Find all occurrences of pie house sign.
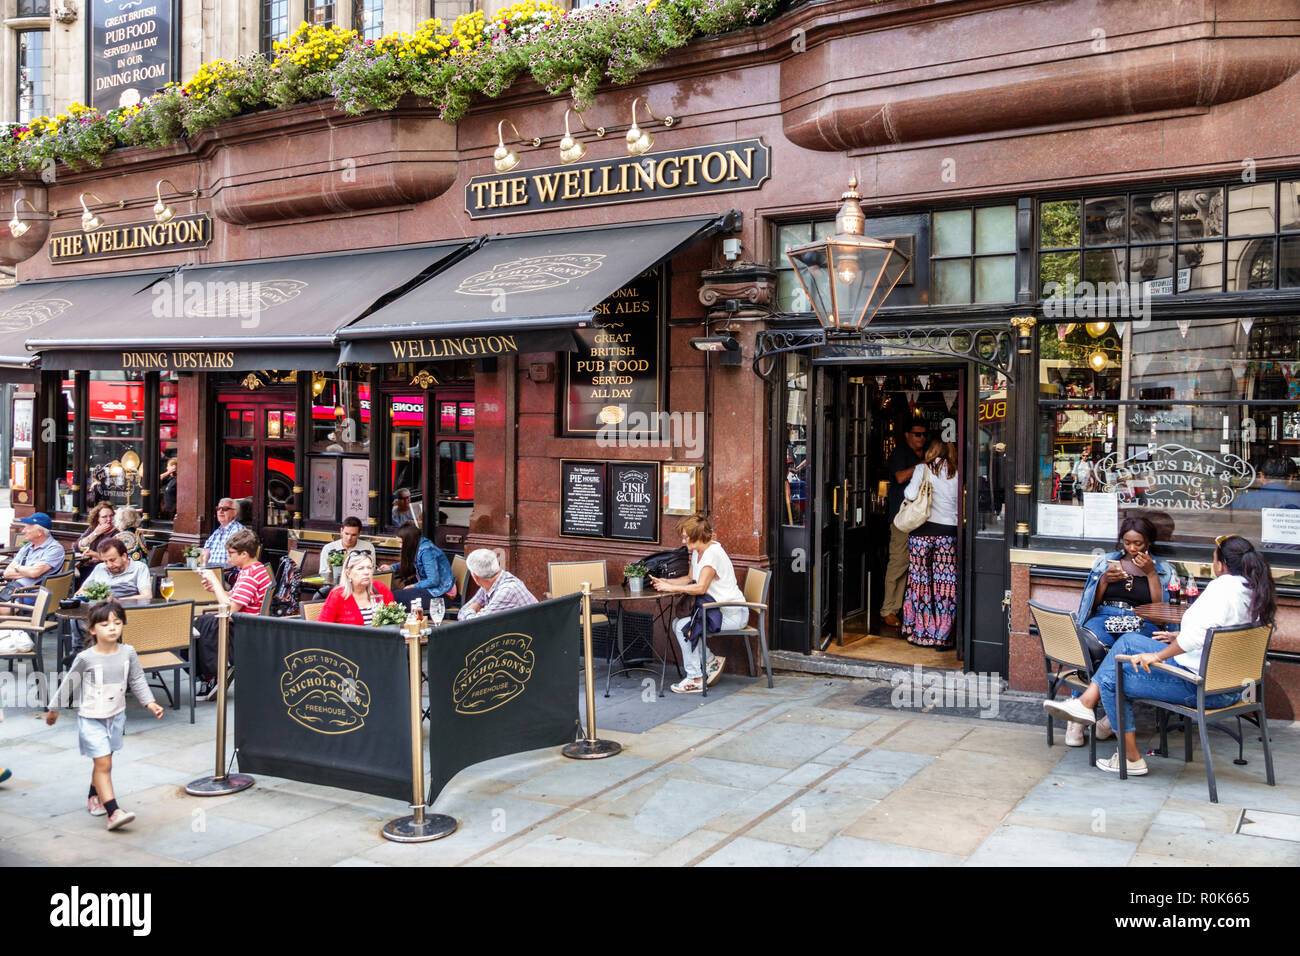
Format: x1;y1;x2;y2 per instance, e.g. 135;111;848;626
465;139;770;219
1095;444;1256;510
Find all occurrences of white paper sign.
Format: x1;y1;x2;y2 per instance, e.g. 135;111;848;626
666;471;693;512
1261;508;1300;546
1082;492;1119;540
1038;504;1084;538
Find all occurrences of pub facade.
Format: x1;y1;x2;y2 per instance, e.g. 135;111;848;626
3;0;1299;715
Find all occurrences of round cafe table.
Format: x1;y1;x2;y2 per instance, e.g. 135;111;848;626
586;584;684;697
1133;603;1187;626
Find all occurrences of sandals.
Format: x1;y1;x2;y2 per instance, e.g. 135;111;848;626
670;677;704;694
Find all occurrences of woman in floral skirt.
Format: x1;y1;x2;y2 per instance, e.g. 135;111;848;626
901;439;960;648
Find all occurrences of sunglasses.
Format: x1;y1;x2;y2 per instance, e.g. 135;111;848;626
908;431;927;437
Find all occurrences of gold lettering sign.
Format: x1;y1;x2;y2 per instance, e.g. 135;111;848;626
451;633;535;715
387;334;519;361
465;139;770;220
47;213;213;264
280;647;370;734
118;350;236;370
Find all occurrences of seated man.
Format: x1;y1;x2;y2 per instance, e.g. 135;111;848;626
457;548;537;620
193;529;271;700
317;516;375;596
2;513;67;599
390;488;418;530
77;538;151;599
199;498;247;567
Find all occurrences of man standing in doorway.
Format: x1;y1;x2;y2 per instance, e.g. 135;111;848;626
881;417;929;630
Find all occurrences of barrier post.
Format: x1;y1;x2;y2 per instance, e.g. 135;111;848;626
186;605;255;796
383;630;457;842
562;581;622;760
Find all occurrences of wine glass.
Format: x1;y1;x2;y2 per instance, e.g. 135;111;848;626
159;576;174;600
431;597;445;627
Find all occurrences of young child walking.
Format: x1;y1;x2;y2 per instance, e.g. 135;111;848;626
46;599;163;830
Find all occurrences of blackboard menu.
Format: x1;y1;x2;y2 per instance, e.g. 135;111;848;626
89;0;177;112
564;268;663;436
609;464;659;542
560;460;660;541
560;461;607;538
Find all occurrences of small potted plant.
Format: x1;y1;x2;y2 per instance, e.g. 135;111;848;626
82;582;111;602
624;560;649;594
326;548;346;583
372;602;407;629
182;545;201;569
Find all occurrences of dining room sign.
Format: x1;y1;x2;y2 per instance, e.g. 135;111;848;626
88;0;179;112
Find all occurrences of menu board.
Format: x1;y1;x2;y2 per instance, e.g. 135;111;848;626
89;0;178;112
608;464;659;542
564;269;663;436
560;461;607;537
561;460;660;541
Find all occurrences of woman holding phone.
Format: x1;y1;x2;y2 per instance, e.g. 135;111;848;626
1076;516;1174;650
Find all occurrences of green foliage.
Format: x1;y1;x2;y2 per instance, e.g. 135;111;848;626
82;582;111;601
624;561;649;578
372;602;409;627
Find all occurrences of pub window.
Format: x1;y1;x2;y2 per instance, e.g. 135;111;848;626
16;1;51;16
930;205;1017;304
310;372;368;456
260;0;293;54
308;1;335;27
54;379;75;514
157;372;181;522
353;0;383;39
85;371;146;511
1035;316;1300;557
16;29;51;124
1038;178;1300;298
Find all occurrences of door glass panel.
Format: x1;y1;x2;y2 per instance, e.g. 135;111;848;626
158;373;179;521
87;372;145;510
389;394;424;518
56;380;75;513
977;371;1009;535
265;450;295;526
783;355;809;528
225;445;255;502
437;439;473;528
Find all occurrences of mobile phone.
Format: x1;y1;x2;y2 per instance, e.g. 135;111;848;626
1108;559;1122;571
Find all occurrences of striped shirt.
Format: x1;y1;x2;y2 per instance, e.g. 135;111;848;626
228;562;272;615
360;604;375;626
459;570;537;620
203;520;246;566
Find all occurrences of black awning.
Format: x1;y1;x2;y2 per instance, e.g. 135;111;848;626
336;215;730;364
27;242;471;372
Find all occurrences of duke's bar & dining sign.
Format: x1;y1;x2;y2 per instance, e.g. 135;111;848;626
47;213;212;264
465;139;770;218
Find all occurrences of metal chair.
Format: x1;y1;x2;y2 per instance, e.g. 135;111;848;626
699;567;773;696
121;601;198;723
300;601;326;622
1028;601;1104;762
448;555;474;613
1115;622;1276;803
147;543;169;568
163;569;219;605
0;587;55;706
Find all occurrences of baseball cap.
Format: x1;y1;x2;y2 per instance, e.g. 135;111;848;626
20;513;52;530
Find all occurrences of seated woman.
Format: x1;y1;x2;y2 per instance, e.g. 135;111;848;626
319;551;395;625
74;502;118;585
114;507;147;564
650;513;748;694
1077;516;1173;650
1045;534;1276;776
380;523;456;610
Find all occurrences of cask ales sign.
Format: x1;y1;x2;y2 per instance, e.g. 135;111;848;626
465;139;770;219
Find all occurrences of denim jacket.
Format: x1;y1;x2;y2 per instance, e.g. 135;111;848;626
413;539;455;595
1077;550;1174;619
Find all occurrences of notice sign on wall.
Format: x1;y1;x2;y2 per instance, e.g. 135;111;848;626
89;0;177;112
560;460;659;542
1261;508;1300;547
564;269;663;437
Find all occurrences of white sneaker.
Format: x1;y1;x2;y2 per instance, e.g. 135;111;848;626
1095;715;1115;740
1096;751;1148;776
1064;721;1086;747
1043;696;1096;725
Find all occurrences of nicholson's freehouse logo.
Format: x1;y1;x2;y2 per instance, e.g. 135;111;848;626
279;648;370;734
452;634;536;715
0;297;72;332
456;254;605;295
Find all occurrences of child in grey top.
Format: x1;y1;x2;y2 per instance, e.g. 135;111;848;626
46;600;162;831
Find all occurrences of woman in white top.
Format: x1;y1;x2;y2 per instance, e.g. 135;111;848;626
900;439;960;648
1044;534;1277;776
651;513;749;694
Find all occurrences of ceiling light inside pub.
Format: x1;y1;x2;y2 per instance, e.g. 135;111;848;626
493;119;540;174
626;96;675;157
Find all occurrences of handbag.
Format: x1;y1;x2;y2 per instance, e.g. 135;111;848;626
893;466;933;533
643;546;690;579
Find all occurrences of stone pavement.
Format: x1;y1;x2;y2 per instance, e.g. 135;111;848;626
1;669;1298;866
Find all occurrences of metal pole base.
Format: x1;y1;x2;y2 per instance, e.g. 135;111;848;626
185;774;255;797
562;738;623;760
382;813;458;843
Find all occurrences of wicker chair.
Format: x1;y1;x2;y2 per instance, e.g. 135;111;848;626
1115;622;1275;803
374;570;392;591
120;600;198;723
162;569;219;606
1028;601;1102;762
0;587;56;706
698;567;773;696
300;601;326;622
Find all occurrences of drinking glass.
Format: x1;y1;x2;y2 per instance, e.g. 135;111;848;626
159;577;175;600
431;597;445;627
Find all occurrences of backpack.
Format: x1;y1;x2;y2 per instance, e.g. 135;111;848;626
270;554;302;617
643;547;690;580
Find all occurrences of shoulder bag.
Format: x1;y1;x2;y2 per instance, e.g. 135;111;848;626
893;465;933;533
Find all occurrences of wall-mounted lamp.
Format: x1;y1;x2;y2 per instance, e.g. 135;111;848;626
559;108;605;165
7;197;40;238
690;334;742;367
494;119;541;173
78;192;123;232
153;179;198;224
626;96;675;156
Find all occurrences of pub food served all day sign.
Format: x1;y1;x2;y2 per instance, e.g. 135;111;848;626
89;0;178;112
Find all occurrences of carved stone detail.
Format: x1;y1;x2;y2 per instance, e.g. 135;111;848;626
698;264;777;320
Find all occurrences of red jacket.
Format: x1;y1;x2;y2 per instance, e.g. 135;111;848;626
318;582;396;626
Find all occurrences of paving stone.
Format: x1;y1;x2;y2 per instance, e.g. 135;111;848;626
965;823;1137;866
905;748;1057;802
740;785;879;850
699;782;802;832
802;834;963;867
1151;798;1244;833
1006;770;1172;842
666;756;789;791
622;777;758;841
775;706;881;729
1136;823;1300;866
483;832;651;866
640;828;731;866
696;835;814;866
195;805;390;866
869;717;973;755
505;754;658;806
702;721;855;770
843;787;1017;856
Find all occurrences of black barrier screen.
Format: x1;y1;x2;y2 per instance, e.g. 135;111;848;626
427;594;581;801
235;616;413;801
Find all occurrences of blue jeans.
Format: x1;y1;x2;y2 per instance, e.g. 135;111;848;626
1082;605;1158;649
1093;634;1241;733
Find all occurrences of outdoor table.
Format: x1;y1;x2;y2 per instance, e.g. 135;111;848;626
1133;603;1187;626
53;595;176;691
586;584;683;698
